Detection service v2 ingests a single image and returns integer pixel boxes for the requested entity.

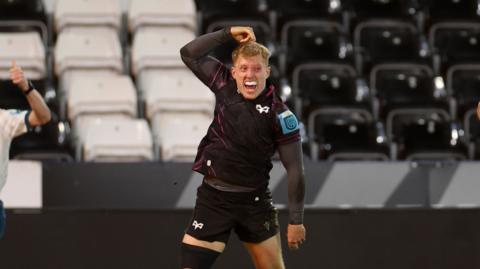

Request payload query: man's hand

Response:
[230,26,256,44]
[9,60,29,92]
[477,101,480,120]
[287,224,306,250]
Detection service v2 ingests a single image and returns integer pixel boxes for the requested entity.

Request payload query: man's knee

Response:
[181,243,221,269]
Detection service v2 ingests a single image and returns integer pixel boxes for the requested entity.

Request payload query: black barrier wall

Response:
[0,209,479,269]
[42,161,480,209]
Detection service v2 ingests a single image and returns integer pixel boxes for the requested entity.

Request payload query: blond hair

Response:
[232,41,270,65]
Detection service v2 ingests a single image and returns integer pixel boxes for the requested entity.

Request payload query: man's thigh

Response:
[234,190,279,243]
[185,183,234,244]
[243,233,285,269]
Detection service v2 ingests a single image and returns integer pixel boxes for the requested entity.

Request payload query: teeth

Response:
[245,81,257,86]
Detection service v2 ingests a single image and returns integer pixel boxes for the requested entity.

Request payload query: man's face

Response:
[231,54,270,100]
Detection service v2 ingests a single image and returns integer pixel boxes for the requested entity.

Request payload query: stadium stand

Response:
[0,0,478,161]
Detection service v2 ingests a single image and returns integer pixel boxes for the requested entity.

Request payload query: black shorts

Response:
[185,181,279,244]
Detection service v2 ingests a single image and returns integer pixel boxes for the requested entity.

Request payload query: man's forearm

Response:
[278,141,306,224]
[26,89,51,124]
[287,170,305,224]
[180,27,232,63]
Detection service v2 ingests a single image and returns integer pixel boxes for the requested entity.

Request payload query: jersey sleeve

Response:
[4,109,31,139]
[278,140,305,224]
[274,108,301,145]
[180,28,233,94]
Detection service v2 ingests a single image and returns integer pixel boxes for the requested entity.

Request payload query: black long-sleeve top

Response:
[180,28,305,224]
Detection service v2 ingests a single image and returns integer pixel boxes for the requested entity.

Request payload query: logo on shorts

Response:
[192,220,204,230]
[256,104,270,114]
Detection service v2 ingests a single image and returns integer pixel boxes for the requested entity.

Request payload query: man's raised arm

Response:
[9,60,51,127]
[180,27,256,88]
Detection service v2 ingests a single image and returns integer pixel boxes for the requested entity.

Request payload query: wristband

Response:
[24,80,35,96]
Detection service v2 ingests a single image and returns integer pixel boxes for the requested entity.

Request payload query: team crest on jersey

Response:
[278,110,299,134]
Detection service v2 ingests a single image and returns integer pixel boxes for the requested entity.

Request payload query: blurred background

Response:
[1,0,480,268]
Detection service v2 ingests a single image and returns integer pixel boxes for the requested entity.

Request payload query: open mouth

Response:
[244,81,257,91]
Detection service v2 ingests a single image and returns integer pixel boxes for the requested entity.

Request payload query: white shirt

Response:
[0,109,28,192]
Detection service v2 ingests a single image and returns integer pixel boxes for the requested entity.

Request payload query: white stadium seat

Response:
[0,32,45,80]
[138,68,214,118]
[131,26,195,75]
[54,0,122,32]
[67,74,138,121]
[72,113,133,157]
[83,117,153,162]
[59,69,120,96]
[54,27,123,76]
[127,0,196,33]
[151,112,211,161]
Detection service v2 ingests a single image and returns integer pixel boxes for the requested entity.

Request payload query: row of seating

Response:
[3,0,480,80]
[2,0,480,162]
[53,1,212,162]
[193,0,480,36]
[0,0,210,162]
[306,109,478,161]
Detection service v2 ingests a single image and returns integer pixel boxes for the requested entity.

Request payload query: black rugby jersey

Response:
[180,28,300,189]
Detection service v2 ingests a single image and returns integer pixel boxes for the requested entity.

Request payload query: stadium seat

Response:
[370,63,452,120]
[54,27,123,77]
[345,0,422,29]
[195,0,270,34]
[429,22,480,75]
[82,117,154,162]
[446,64,480,119]
[308,109,389,161]
[354,20,426,76]
[270,0,344,35]
[151,112,211,161]
[280,20,350,77]
[53,0,122,33]
[127,0,196,33]
[131,26,195,76]
[0,0,48,25]
[292,63,370,119]
[390,113,467,160]
[59,69,120,95]
[138,68,214,119]
[0,32,46,81]
[67,74,137,121]
[422,0,480,23]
